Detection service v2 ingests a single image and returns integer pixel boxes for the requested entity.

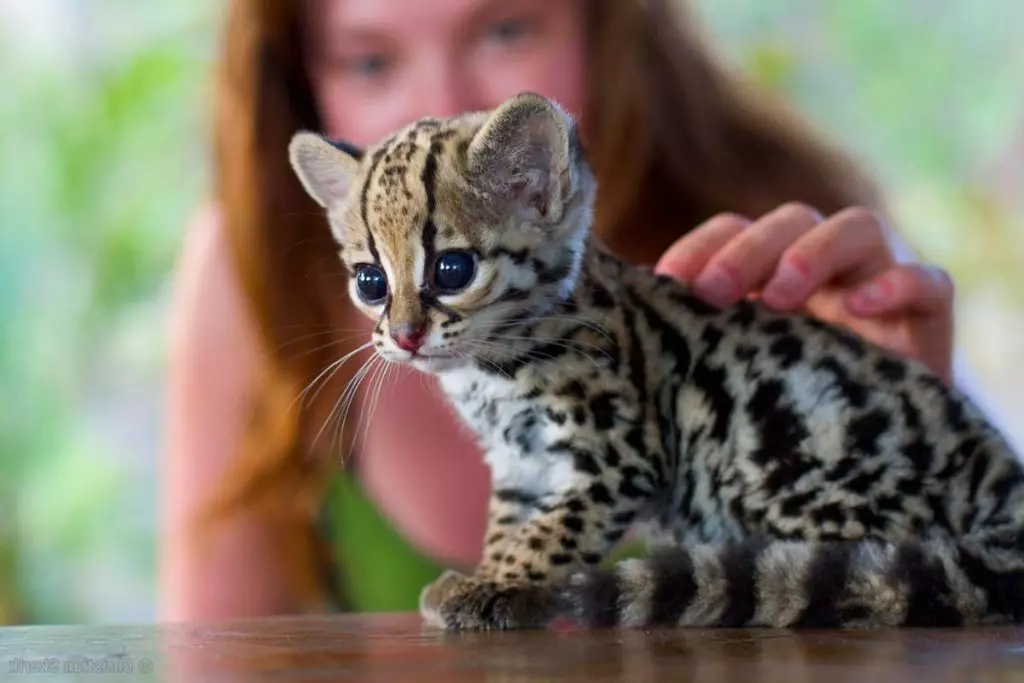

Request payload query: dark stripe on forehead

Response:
[360,144,389,263]
[420,139,441,273]
[417,133,464,324]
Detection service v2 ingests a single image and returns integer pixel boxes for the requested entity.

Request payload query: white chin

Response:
[411,355,466,373]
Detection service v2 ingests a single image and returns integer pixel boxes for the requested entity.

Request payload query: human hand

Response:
[654,203,955,384]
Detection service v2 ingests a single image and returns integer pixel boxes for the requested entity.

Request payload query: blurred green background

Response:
[0,1,1021,625]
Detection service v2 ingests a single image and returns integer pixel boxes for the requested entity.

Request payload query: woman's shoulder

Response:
[168,197,259,378]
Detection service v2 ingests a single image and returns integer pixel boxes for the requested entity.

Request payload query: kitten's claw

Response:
[419,572,560,630]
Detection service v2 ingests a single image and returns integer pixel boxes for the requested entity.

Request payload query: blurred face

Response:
[304,0,588,147]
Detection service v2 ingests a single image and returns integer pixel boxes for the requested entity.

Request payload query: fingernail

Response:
[852,278,892,309]
[694,267,737,307]
[763,264,807,308]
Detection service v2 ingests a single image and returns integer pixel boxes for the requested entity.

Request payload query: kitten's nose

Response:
[391,323,427,354]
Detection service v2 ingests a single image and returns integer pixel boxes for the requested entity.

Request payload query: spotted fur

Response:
[289,92,1024,631]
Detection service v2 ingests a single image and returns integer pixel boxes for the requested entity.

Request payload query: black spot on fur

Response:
[847,409,892,457]
[590,281,616,308]
[875,357,907,382]
[589,392,617,430]
[728,300,757,328]
[692,359,734,442]
[735,344,759,362]
[587,482,615,506]
[904,438,934,473]
[748,380,812,490]
[496,488,537,506]
[700,325,724,349]
[760,318,792,336]
[618,475,649,500]
[550,440,602,476]
[564,516,585,533]
[612,510,637,526]
[558,380,587,399]
[566,498,586,513]
[769,335,804,368]
[815,357,868,408]
[779,489,818,517]
[572,406,587,425]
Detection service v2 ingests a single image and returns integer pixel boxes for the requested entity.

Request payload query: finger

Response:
[654,212,751,283]
[845,263,954,317]
[691,202,823,308]
[760,206,892,311]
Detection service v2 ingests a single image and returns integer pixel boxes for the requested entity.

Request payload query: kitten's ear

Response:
[467,92,579,223]
[288,132,362,209]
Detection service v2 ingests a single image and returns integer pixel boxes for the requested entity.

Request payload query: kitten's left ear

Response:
[467,92,581,224]
[288,132,362,209]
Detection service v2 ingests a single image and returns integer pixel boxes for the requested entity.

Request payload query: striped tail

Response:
[563,538,1024,629]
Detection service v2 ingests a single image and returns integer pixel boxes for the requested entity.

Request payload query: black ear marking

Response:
[288,131,362,208]
[326,137,364,161]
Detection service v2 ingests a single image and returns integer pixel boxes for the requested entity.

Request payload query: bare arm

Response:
[158,201,297,621]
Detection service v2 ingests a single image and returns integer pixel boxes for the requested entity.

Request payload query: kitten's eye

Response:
[355,264,388,304]
[433,250,477,293]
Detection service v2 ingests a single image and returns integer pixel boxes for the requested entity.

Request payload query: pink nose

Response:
[391,324,426,353]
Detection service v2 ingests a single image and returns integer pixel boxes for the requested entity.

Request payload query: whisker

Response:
[462,337,606,374]
[305,344,374,406]
[291,341,374,415]
[360,359,395,451]
[334,355,385,461]
[280,335,372,363]
[278,329,368,350]
[473,314,613,341]
[470,335,610,372]
[315,354,379,459]
[485,333,613,359]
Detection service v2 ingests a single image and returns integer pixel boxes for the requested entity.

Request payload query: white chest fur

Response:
[437,366,584,496]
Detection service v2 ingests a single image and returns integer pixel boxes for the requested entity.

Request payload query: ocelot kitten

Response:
[289,92,1024,631]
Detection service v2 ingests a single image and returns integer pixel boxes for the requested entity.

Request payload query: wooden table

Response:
[3,613,1023,682]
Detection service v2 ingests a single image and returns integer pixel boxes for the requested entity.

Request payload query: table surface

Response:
[2,613,1023,682]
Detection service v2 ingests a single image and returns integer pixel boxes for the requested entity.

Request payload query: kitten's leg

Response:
[424,454,655,630]
[419,490,532,627]
[477,490,536,580]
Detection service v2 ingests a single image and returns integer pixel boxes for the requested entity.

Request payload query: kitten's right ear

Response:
[288,132,362,209]
[466,92,578,224]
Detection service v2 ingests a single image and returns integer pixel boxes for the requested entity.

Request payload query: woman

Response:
[160,0,965,621]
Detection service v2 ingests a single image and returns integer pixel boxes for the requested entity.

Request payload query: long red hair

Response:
[198,0,879,609]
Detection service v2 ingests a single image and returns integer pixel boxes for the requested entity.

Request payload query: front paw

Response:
[419,573,561,631]
[419,569,467,628]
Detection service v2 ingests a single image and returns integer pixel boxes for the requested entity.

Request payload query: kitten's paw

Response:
[419,569,467,629]
[421,575,561,631]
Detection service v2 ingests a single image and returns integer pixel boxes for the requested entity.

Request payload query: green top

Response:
[318,468,444,613]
